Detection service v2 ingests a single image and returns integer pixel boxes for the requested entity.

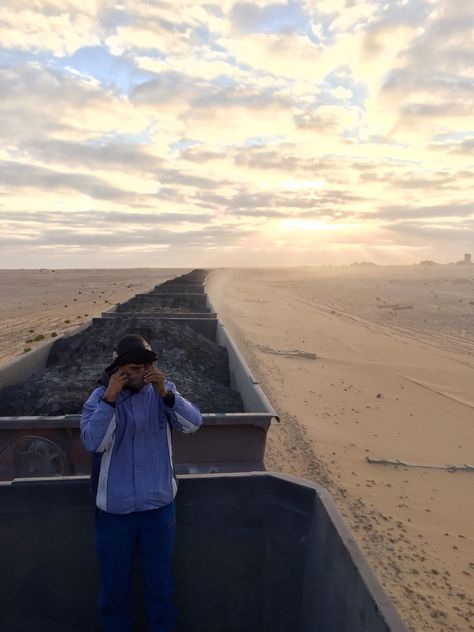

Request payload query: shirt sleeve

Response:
[164,380,202,434]
[80,387,117,452]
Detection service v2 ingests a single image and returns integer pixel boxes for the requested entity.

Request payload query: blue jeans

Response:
[95,502,176,632]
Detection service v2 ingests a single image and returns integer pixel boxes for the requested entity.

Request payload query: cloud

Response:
[0,160,132,200]
[363,2,474,142]
[358,168,464,191]
[0,209,246,253]
[0,63,150,145]
[375,203,474,221]
[386,219,474,243]
[0,2,102,55]
[330,86,353,100]
[130,69,294,118]
[180,147,225,162]
[230,2,310,35]
[436,138,474,155]
[19,138,163,173]
[104,2,220,59]
[0,209,213,226]
[218,31,328,82]
[191,185,365,222]
[0,0,472,266]
[157,168,229,189]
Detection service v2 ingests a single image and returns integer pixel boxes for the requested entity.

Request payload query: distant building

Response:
[419,260,437,266]
[455,253,472,265]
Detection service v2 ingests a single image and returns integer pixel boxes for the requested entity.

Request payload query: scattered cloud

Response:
[0,0,472,266]
[386,219,474,243]
[375,202,474,221]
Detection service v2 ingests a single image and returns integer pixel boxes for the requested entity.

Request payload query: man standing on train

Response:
[81,334,202,632]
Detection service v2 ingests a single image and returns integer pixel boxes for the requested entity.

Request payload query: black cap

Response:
[105,334,157,374]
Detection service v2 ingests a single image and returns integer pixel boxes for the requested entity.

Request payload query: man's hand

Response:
[104,369,129,402]
[144,365,168,397]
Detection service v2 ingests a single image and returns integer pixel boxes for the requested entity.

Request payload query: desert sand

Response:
[0,268,187,367]
[206,266,474,632]
[0,265,473,631]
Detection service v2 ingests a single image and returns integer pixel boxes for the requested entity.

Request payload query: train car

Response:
[0,271,275,479]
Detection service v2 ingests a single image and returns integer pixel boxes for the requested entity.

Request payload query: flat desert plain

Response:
[0,268,187,368]
[1,265,473,632]
[206,266,474,632]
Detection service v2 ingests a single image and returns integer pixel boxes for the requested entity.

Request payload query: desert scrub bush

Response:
[33,334,45,341]
[23,347,31,353]
[51,332,57,337]
[64,319,70,324]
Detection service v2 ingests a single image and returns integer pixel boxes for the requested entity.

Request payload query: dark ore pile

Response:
[0,318,243,416]
[152,284,204,293]
[169,270,207,283]
[114,307,205,314]
[115,294,209,313]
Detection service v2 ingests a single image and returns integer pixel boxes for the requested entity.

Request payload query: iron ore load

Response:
[0,270,408,632]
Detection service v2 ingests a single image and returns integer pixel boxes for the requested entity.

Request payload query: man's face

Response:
[120,362,153,389]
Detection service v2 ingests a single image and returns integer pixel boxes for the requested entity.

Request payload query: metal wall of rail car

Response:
[0,270,277,480]
[0,473,409,632]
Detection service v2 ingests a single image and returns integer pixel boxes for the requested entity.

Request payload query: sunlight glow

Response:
[279,219,351,232]
[279,179,326,191]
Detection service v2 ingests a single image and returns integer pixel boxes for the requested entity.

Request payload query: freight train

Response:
[0,270,408,632]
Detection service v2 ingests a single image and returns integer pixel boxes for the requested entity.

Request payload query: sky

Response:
[0,0,472,268]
